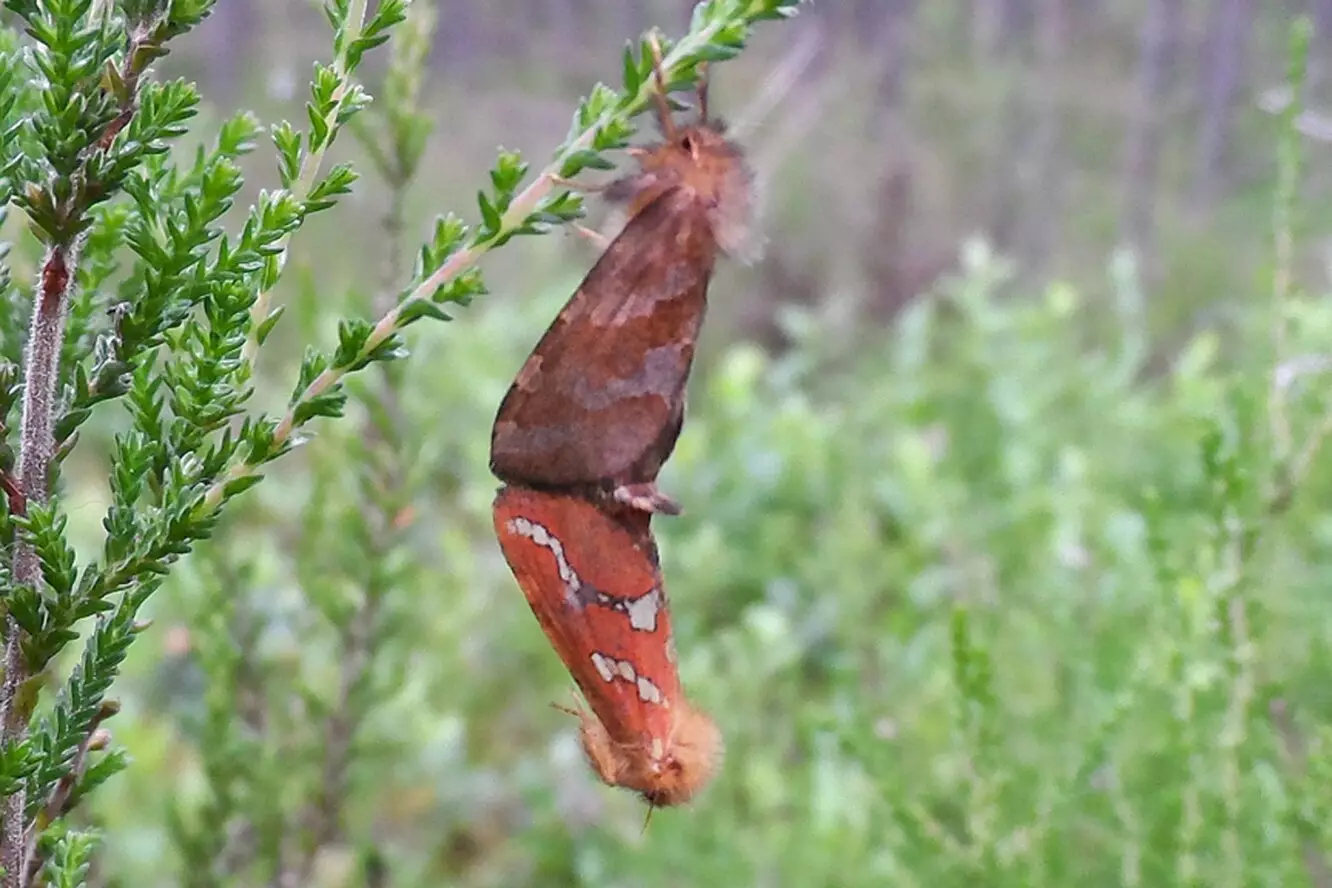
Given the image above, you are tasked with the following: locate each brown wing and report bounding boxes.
[490,188,718,488]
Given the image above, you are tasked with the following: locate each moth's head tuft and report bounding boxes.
[639,702,723,808]
[602,39,762,262]
[606,120,758,263]
[567,700,723,809]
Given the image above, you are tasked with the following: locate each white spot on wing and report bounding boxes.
[625,588,661,632]
[637,676,663,704]
[591,652,616,683]
[507,515,583,596]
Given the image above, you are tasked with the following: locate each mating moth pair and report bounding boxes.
[489,36,755,810]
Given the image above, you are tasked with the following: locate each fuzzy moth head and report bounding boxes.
[604,38,760,263]
[567,700,723,808]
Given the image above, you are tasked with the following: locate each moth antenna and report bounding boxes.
[647,34,678,142]
[731,22,825,139]
[641,802,656,834]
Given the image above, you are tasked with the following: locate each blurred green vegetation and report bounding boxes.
[93,242,1332,884]
[5,2,1332,887]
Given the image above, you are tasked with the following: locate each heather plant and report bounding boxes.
[3,1,1332,886]
[133,15,1332,886]
[0,0,801,884]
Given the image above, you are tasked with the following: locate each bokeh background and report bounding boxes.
[21,1,1332,886]
[173,0,1332,346]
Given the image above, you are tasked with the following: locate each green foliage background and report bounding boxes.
[2,2,1332,887]
[97,249,1332,885]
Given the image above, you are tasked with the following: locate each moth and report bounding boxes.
[492,484,722,807]
[489,39,757,518]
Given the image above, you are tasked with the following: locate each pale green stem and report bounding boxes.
[241,0,370,367]
[202,22,726,512]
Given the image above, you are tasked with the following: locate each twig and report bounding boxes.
[0,21,156,881]
[93,33,144,153]
[0,470,24,520]
[1219,590,1254,887]
[1268,20,1309,490]
[241,0,369,368]
[201,19,734,513]
[212,595,267,880]
[19,704,117,888]
[1269,699,1332,888]
[286,599,380,888]
[284,112,412,888]
[1,243,76,887]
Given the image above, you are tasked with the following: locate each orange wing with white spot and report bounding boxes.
[492,485,721,806]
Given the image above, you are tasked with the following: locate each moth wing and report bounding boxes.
[490,188,715,487]
[492,486,682,745]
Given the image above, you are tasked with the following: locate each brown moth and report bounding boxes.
[489,39,757,517]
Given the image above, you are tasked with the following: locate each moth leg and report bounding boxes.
[570,222,613,251]
[613,482,683,517]
[550,699,583,719]
[550,177,616,250]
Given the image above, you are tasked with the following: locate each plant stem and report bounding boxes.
[1268,18,1310,470]
[1269,699,1332,888]
[203,21,728,512]
[241,0,369,368]
[20,702,115,888]
[0,17,154,870]
[1,243,77,888]
[288,122,410,888]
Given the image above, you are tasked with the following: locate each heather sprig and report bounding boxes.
[0,1,803,883]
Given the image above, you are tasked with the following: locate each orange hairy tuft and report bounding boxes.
[601,38,760,263]
[570,701,723,808]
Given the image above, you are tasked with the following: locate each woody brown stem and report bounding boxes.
[287,601,378,888]
[549,175,609,193]
[647,34,678,141]
[1,244,76,887]
[0,19,158,881]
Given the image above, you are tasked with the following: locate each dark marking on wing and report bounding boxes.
[490,187,718,489]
